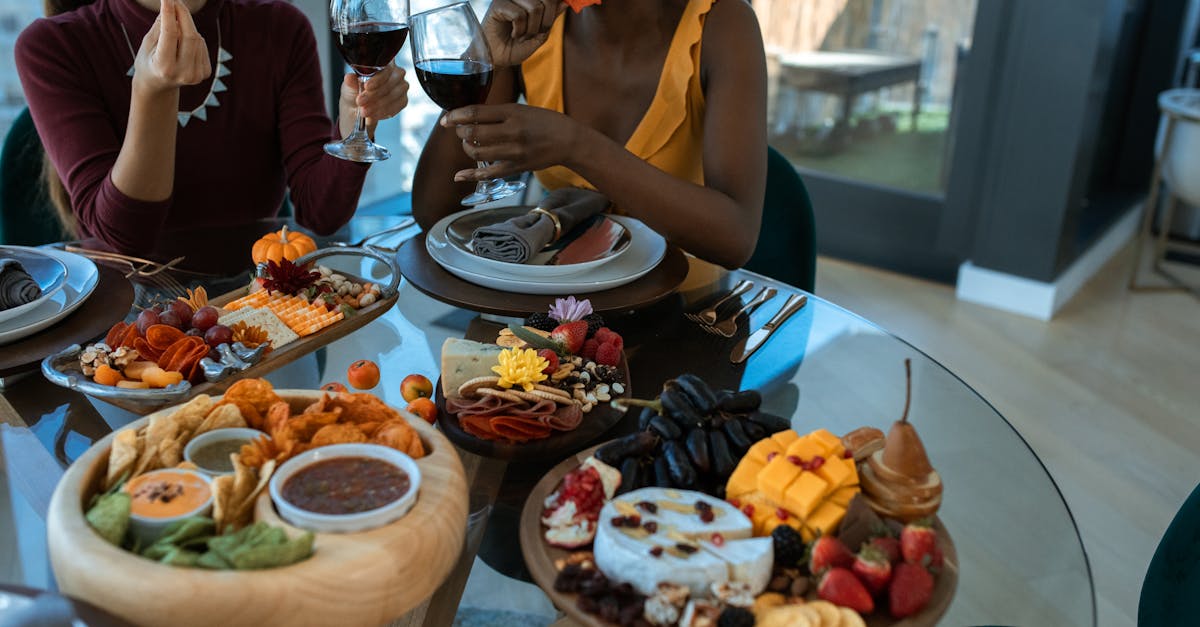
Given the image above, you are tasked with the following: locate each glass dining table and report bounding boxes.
[0,216,1095,626]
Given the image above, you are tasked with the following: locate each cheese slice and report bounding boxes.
[439,338,504,397]
[593,488,772,597]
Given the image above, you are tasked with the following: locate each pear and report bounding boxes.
[880,359,934,479]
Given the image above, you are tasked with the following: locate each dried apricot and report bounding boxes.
[93,364,123,386]
[143,367,184,388]
[123,361,158,380]
[116,380,150,389]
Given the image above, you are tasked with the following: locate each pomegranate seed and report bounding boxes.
[636,501,658,514]
[643,521,658,534]
[810,456,826,470]
[742,504,756,517]
[711,533,725,547]
[649,546,663,557]
[610,517,625,527]
[775,508,789,520]
[728,498,741,508]
[787,455,803,466]
[843,449,854,459]
[699,509,715,523]
[766,452,779,461]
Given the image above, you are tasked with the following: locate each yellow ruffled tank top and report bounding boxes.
[521,0,714,192]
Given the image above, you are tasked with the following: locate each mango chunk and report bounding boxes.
[725,458,764,498]
[815,456,856,490]
[827,486,859,508]
[808,428,845,457]
[806,500,847,538]
[746,438,783,465]
[783,472,829,519]
[770,429,799,449]
[758,456,802,504]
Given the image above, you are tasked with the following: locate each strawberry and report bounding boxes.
[581,338,600,362]
[870,535,902,564]
[538,349,559,375]
[817,567,874,614]
[550,321,588,354]
[595,341,621,366]
[889,562,934,618]
[900,520,938,567]
[808,535,854,575]
[852,546,892,594]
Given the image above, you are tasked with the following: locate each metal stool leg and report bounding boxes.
[1128,116,1177,290]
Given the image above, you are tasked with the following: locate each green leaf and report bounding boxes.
[507,324,561,352]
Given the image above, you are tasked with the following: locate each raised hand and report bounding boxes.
[132,0,212,94]
[481,0,564,67]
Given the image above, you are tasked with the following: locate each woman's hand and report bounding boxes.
[482,0,564,67]
[442,103,582,180]
[132,0,212,96]
[338,64,409,138]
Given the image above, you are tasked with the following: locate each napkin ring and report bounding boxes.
[529,208,562,242]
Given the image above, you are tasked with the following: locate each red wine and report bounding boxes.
[415,59,494,111]
[335,22,408,76]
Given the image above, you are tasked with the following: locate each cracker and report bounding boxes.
[458,376,502,398]
[477,387,523,403]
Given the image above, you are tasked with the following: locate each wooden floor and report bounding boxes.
[814,242,1200,627]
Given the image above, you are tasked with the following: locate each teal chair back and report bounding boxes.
[1140,482,1200,625]
[1,108,65,246]
[744,146,816,292]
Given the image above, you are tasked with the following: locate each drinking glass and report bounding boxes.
[324,0,409,162]
[410,1,526,205]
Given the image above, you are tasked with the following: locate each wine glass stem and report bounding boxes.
[346,75,371,142]
[475,161,504,193]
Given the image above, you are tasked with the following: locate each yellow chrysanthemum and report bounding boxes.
[491,348,549,392]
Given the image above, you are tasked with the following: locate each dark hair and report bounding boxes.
[44,0,97,16]
[39,1,95,237]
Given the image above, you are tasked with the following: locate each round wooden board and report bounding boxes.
[0,264,134,377]
[395,233,689,316]
[47,390,469,627]
[519,443,959,627]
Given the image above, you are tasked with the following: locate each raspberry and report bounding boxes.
[581,338,600,362]
[593,327,615,344]
[606,332,624,352]
[595,341,621,367]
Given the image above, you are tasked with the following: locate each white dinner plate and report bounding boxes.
[0,247,99,346]
[438,206,634,279]
[0,247,68,325]
[426,215,667,295]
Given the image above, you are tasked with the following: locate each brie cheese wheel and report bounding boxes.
[593,488,774,597]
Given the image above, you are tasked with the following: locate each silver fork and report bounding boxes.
[330,218,416,252]
[685,279,754,325]
[701,286,777,338]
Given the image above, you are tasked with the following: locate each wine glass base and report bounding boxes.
[324,140,391,163]
[461,180,526,206]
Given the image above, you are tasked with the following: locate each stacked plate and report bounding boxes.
[426,207,668,295]
[0,246,99,346]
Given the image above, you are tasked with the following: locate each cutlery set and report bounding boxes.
[685,280,808,363]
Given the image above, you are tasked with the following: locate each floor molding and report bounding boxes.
[955,207,1141,320]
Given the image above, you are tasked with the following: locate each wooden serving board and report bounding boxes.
[520,444,959,627]
[432,320,631,462]
[46,390,469,627]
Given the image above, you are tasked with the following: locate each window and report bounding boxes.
[0,1,43,141]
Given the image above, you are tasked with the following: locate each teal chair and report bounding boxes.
[1139,483,1200,625]
[744,146,817,292]
[0,108,66,246]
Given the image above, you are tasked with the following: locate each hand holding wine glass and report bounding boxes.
[410,1,525,205]
[325,0,409,163]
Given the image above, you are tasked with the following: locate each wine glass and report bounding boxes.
[410,1,526,205]
[324,0,409,162]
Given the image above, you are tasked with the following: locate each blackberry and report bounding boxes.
[717,607,756,627]
[525,312,558,331]
[771,525,806,568]
[583,313,605,337]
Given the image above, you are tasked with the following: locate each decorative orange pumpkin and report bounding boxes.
[251,226,317,265]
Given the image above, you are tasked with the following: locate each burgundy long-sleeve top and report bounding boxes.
[15,0,368,256]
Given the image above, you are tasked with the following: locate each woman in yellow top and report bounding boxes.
[412,0,767,269]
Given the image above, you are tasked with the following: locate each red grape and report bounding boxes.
[191,306,220,332]
[169,300,194,328]
[136,309,160,335]
[205,324,233,348]
[158,311,182,329]
[186,327,204,337]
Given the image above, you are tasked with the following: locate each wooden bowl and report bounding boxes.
[520,444,958,627]
[47,390,468,627]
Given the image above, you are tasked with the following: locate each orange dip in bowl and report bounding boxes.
[124,469,212,519]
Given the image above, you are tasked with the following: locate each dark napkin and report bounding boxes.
[470,189,609,264]
[0,258,42,311]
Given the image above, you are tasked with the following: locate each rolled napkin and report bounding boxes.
[470,188,609,264]
[0,258,42,311]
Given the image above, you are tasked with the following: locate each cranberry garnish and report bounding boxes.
[636,501,658,514]
[649,546,663,557]
[699,509,715,523]
[643,521,658,534]
[610,516,625,527]
[676,543,698,554]
[695,500,712,512]
[775,508,790,520]
[711,533,725,547]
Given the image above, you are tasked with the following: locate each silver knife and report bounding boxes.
[730,293,808,364]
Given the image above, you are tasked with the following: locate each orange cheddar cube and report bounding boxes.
[757,456,802,504]
[770,429,799,449]
[808,429,844,457]
[725,458,764,498]
[806,500,847,538]
[783,472,829,519]
[746,438,783,465]
[815,456,856,490]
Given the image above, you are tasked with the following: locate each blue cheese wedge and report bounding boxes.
[440,338,504,397]
[593,487,773,597]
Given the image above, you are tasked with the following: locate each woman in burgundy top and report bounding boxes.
[16,0,410,260]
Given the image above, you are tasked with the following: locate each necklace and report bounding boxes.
[119,20,232,128]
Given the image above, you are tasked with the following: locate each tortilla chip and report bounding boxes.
[131,438,162,477]
[176,461,199,471]
[310,423,368,447]
[212,474,235,533]
[106,429,140,489]
[158,433,187,468]
[223,379,283,418]
[215,399,264,430]
[169,394,214,438]
[195,404,248,436]
[145,413,181,461]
